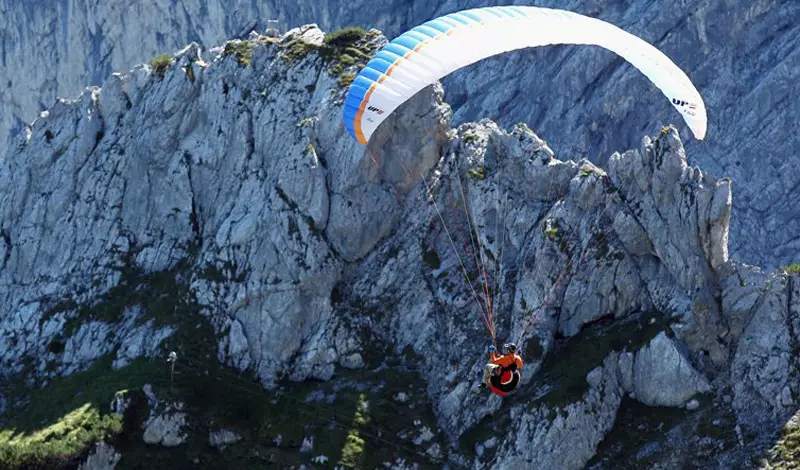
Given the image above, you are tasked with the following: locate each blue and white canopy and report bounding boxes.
[343,6,707,144]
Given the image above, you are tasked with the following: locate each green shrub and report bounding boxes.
[323,27,368,47]
[223,40,254,67]
[150,54,173,78]
[462,132,479,144]
[338,73,356,88]
[183,64,195,83]
[0,358,159,470]
[281,38,320,64]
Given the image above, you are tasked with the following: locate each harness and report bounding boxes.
[489,361,521,396]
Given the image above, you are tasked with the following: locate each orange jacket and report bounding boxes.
[489,351,523,371]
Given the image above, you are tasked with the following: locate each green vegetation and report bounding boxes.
[323,27,369,47]
[580,166,596,178]
[781,264,800,276]
[296,117,314,128]
[468,167,486,180]
[223,40,254,67]
[0,405,121,469]
[277,26,375,87]
[6,239,444,469]
[0,357,160,469]
[4,247,216,469]
[760,412,800,469]
[542,219,570,253]
[514,122,536,138]
[149,54,173,79]
[544,222,558,241]
[280,37,321,64]
[129,362,446,469]
[338,393,369,468]
[40,255,199,337]
[322,28,374,81]
[343,47,371,62]
[338,72,356,88]
[461,132,480,144]
[183,63,195,83]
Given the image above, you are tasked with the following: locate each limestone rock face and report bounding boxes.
[142,407,187,447]
[731,274,800,430]
[209,429,241,448]
[79,442,121,470]
[631,332,712,407]
[1,0,796,268]
[141,385,187,447]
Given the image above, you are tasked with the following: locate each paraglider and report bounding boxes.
[342,6,708,397]
[480,343,523,396]
[343,5,707,145]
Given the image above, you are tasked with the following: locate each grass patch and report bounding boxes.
[57,256,197,336]
[149,54,173,79]
[462,132,479,144]
[337,393,369,468]
[0,405,121,469]
[543,219,570,253]
[760,411,800,469]
[222,40,254,67]
[580,166,596,178]
[8,259,445,470]
[781,264,800,276]
[513,122,536,138]
[338,72,356,88]
[278,25,375,79]
[131,361,447,469]
[468,167,486,180]
[2,353,446,469]
[1,248,218,469]
[323,27,369,47]
[343,47,371,62]
[280,38,321,64]
[0,357,163,470]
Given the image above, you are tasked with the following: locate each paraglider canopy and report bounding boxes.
[343,6,707,144]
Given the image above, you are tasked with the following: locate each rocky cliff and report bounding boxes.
[0,23,798,470]
[1,0,797,269]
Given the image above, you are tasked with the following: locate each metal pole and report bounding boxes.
[167,351,177,392]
